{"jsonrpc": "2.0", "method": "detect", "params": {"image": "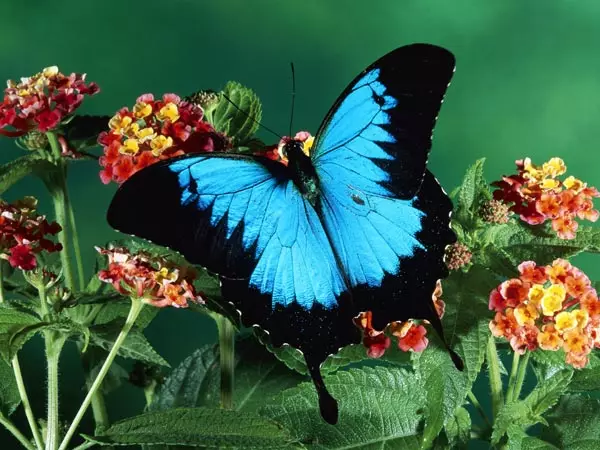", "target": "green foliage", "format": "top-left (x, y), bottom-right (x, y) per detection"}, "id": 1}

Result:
top-left (441, 407), bottom-right (471, 449)
top-left (61, 115), bottom-right (110, 151)
top-left (151, 344), bottom-right (219, 411)
top-left (453, 158), bottom-right (492, 228)
top-left (0, 359), bottom-right (20, 416)
top-left (413, 265), bottom-right (493, 448)
top-left (541, 395), bottom-right (600, 449)
top-left (89, 320), bottom-right (169, 367)
top-left (261, 366), bottom-right (425, 449)
top-left (492, 370), bottom-right (572, 445)
top-left (0, 305), bottom-right (42, 362)
top-left (86, 407), bottom-right (298, 448)
top-left (0, 152), bottom-right (49, 195)
top-left (211, 81), bottom-right (262, 145)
